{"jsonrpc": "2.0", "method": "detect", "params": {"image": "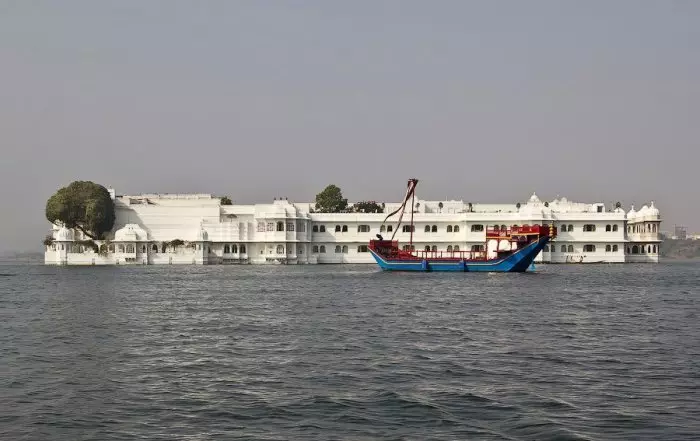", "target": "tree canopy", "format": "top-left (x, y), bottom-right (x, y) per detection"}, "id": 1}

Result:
top-left (353, 201), bottom-right (383, 213)
top-left (220, 196), bottom-right (232, 205)
top-left (314, 184), bottom-right (348, 213)
top-left (45, 181), bottom-right (116, 239)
